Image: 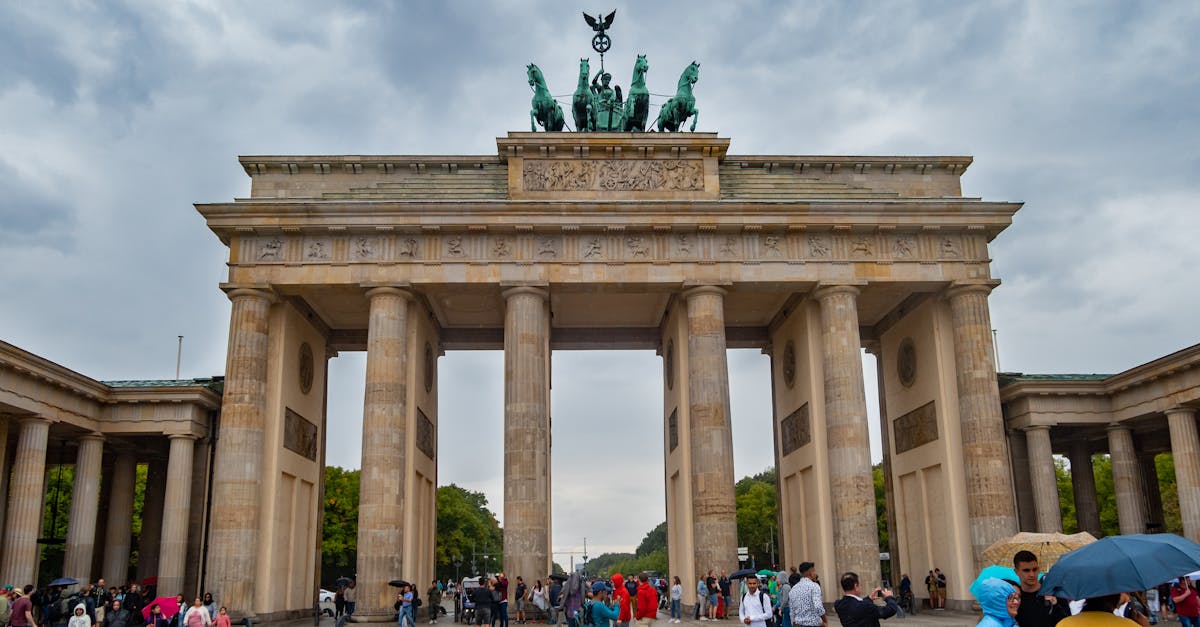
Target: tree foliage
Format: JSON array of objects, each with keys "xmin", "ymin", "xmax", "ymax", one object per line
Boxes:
[
  {"xmin": 435, "ymin": 484, "xmax": 503, "ymax": 581},
  {"xmin": 321, "ymin": 466, "xmax": 361, "ymax": 583}
]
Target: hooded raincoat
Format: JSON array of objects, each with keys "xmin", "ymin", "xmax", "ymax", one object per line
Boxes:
[
  {"xmin": 611, "ymin": 575, "xmax": 632, "ymax": 622},
  {"xmin": 69, "ymin": 604, "xmax": 91, "ymax": 627},
  {"xmin": 974, "ymin": 578, "xmax": 1017, "ymax": 627}
]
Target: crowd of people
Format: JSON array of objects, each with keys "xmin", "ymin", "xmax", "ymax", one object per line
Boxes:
[{"xmin": 0, "ymin": 581, "xmax": 229, "ymax": 627}]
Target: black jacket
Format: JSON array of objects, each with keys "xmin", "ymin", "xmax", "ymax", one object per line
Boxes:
[
  {"xmin": 1015, "ymin": 590, "xmax": 1070, "ymax": 627},
  {"xmin": 832, "ymin": 595, "xmax": 898, "ymax": 627}
]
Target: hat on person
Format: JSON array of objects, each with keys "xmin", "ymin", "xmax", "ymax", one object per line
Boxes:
[{"xmin": 592, "ymin": 581, "xmax": 607, "ymax": 594}]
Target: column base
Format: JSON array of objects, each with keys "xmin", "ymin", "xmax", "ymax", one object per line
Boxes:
[{"xmin": 351, "ymin": 610, "xmax": 398, "ymax": 623}]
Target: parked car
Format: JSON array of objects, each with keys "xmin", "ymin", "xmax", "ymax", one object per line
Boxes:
[{"xmin": 319, "ymin": 589, "xmax": 335, "ymax": 616}]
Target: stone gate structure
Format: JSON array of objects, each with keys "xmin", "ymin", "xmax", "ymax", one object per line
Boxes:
[{"xmin": 195, "ymin": 132, "xmax": 1022, "ymax": 619}]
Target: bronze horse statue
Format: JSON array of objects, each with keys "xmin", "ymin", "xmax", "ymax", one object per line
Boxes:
[
  {"xmin": 572, "ymin": 58, "xmax": 595, "ymax": 132},
  {"xmin": 527, "ymin": 63, "xmax": 565, "ymax": 132},
  {"xmin": 655, "ymin": 61, "xmax": 700, "ymax": 132},
  {"xmin": 623, "ymin": 54, "xmax": 650, "ymax": 132}
]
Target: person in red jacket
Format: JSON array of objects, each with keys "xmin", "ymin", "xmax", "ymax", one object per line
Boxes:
[
  {"xmin": 611, "ymin": 574, "xmax": 633, "ymax": 627},
  {"xmin": 636, "ymin": 574, "xmax": 660, "ymax": 627}
]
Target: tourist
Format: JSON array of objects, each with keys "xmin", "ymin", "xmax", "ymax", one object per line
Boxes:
[
  {"xmin": 335, "ymin": 584, "xmax": 346, "ymax": 619},
  {"xmin": 548, "ymin": 578, "xmax": 563, "ymax": 625},
  {"xmin": 935, "ymin": 570, "xmax": 947, "ymax": 610},
  {"xmin": 202, "ymin": 594, "xmax": 216, "ymax": 622},
  {"xmin": 123, "ymin": 587, "xmax": 143, "ymax": 620},
  {"xmin": 1173, "ymin": 579, "xmax": 1200, "ymax": 627},
  {"xmin": 610, "ymin": 574, "xmax": 631, "ymax": 627},
  {"xmin": 214, "ymin": 608, "xmax": 230, "ymax": 627},
  {"xmin": 0, "ymin": 587, "xmax": 12, "ymax": 627},
  {"xmin": 624, "ymin": 576, "xmax": 638, "ymax": 618},
  {"xmin": 974, "ymin": 578, "xmax": 1020, "ymax": 627},
  {"xmin": 472, "ymin": 580, "xmax": 494, "ymax": 627},
  {"xmin": 1146, "ymin": 587, "xmax": 1160, "ymax": 625},
  {"xmin": 587, "ymin": 582, "xmax": 620, "ymax": 627},
  {"xmin": 739, "ymin": 575, "xmax": 773, "ymax": 627},
  {"xmin": 1116, "ymin": 593, "xmax": 1149, "ymax": 627},
  {"xmin": 776, "ymin": 572, "xmax": 791, "ymax": 627},
  {"xmin": 172, "ymin": 595, "xmax": 188, "ymax": 627},
  {"xmin": 897, "ymin": 576, "xmax": 912, "ymax": 614},
  {"xmin": 102, "ymin": 599, "xmax": 134, "ymax": 627},
  {"xmin": 832, "ymin": 572, "xmax": 899, "ymax": 627},
  {"xmin": 495, "ymin": 574, "xmax": 510, "ymax": 627},
  {"xmin": 345, "ymin": 581, "xmax": 357, "ymax": 617},
  {"xmin": 68, "ymin": 604, "xmax": 91, "ymax": 627},
  {"xmin": 91, "ymin": 582, "xmax": 109, "ymax": 625},
  {"xmin": 696, "ymin": 577, "xmax": 708, "ymax": 621},
  {"xmin": 1058, "ymin": 595, "xmax": 1137, "ymax": 627},
  {"xmin": 515, "ymin": 577, "xmax": 528, "ymax": 625},
  {"xmin": 429, "ymin": 580, "xmax": 444, "ymax": 624},
  {"xmin": 669, "ymin": 577, "xmax": 682, "ymax": 624},
  {"xmin": 147, "ymin": 605, "xmax": 170, "ymax": 627},
  {"xmin": 706, "ymin": 571, "xmax": 720, "ymax": 621},
  {"xmin": 721, "ymin": 571, "xmax": 733, "ymax": 620},
  {"xmin": 790, "ymin": 562, "xmax": 826, "ymax": 627},
  {"xmin": 925, "ymin": 572, "xmax": 938, "ymax": 610},
  {"xmin": 12, "ymin": 586, "xmax": 35, "ymax": 627},
  {"xmin": 636, "ymin": 573, "xmax": 658, "ymax": 627},
  {"xmin": 1013, "ymin": 551, "xmax": 1069, "ymax": 627},
  {"xmin": 183, "ymin": 598, "xmax": 211, "ymax": 627}
]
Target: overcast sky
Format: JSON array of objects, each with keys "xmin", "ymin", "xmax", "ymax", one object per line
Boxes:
[{"xmin": 2, "ymin": 2, "xmax": 1198, "ymax": 559}]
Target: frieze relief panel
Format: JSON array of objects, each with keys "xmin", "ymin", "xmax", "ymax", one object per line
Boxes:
[
  {"xmin": 238, "ymin": 231, "xmax": 986, "ymax": 266},
  {"xmin": 522, "ymin": 159, "xmax": 705, "ymax": 192}
]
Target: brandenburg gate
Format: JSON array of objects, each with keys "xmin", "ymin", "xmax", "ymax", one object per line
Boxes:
[{"xmin": 196, "ymin": 129, "xmax": 1022, "ymax": 618}]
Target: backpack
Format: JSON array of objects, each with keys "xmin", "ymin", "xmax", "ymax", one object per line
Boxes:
[
  {"xmin": 414, "ymin": 597, "xmax": 423, "ymax": 608},
  {"xmin": 581, "ymin": 600, "xmax": 593, "ymax": 625}
]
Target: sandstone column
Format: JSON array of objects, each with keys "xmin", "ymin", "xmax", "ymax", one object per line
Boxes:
[
  {"xmin": 683, "ymin": 286, "xmax": 738, "ymax": 579},
  {"xmin": 0, "ymin": 417, "xmax": 10, "ymax": 537},
  {"xmin": 207, "ymin": 287, "xmax": 274, "ymax": 615},
  {"xmin": 1068, "ymin": 441, "xmax": 1101, "ymax": 536},
  {"xmin": 102, "ymin": 453, "xmax": 137, "ymax": 584},
  {"xmin": 1107, "ymin": 424, "xmax": 1146, "ymax": 536},
  {"xmin": 814, "ymin": 285, "xmax": 879, "ymax": 584},
  {"xmin": 503, "ymin": 286, "xmax": 552, "ymax": 589},
  {"xmin": 63, "ymin": 434, "xmax": 104, "ymax": 583},
  {"xmin": 1168, "ymin": 407, "xmax": 1200, "ymax": 541},
  {"xmin": 0, "ymin": 417, "xmax": 51, "ymax": 586},
  {"xmin": 946, "ymin": 283, "xmax": 1018, "ymax": 564},
  {"xmin": 355, "ymin": 286, "xmax": 411, "ymax": 620},
  {"xmin": 1023, "ymin": 426, "xmax": 1062, "ymax": 533},
  {"xmin": 158, "ymin": 435, "xmax": 196, "ymax": 595}
]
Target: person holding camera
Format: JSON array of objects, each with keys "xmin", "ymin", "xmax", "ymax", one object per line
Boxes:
[{"xmin": 832, "ymin": 573, "xmax": 900, "ymax": 627}]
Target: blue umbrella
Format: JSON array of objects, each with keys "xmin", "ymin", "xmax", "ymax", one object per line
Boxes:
[
  {"xmin": 1041, "ymin": 534, "xmax": 1200, "ymax": 600},
  {"xmin": 729, "ymin": 569, "xmax": 757, "ymax": 580},
  {"xmin": 48, "ymin": 577, "xmax": 78, "ymax": 587}
]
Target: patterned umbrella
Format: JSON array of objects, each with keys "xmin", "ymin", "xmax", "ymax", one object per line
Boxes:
[{"xmin": 982, "ymin": 531, "xmax": 1098, "ymax": 569}]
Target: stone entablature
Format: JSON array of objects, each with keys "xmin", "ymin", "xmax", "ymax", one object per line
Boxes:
[
  {"xmin": 0, "ymin": 340, "xmax": 220, "ymax": 438},
  {"xmin": 1000, "ymin": 342, "xmax": 1200, "ymax": 428}
]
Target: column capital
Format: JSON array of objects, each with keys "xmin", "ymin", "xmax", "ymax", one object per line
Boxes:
[
  {"xmin": 363, "ymin": 285, "xmax": 413, "ymax": 301},
  {"xmin": 681, "ymin": 284, "xmax": 727, "ymax": 300},
  {"xmin": 1023, "ymin": 424, "xmax": 1053, "ymax": 433},
  {"xmin": 501, "ymin": 285, "xmax": 549, "ymax": 301},
  {"xmin": 221, "ymin": 284, "xmax": 278, "ymax": 304},
  {"xmin": 1167, "ymin": 406, "xmax": 1198, "ymax": 418},
  {"xmin": 16, "ymin": 416, "xmax": 51, "ymax": 427},
  {"xmin": 812, "ymin": 283, "xmax": 864, "ymax": 300},
  {"xmin": 79, "ymin": 433, "xmax": 105, "ymax": 443},
  {"xmin": 943, "ymin": 280, "xmax": 1001, "ymax": 300},
  {"xmin": 1106, "ymin": 422, "xmax": 1131, "ymax": 433},
  {"xmin": 167, "ymin": 433, "xmax": 198, "ymax": 442}
]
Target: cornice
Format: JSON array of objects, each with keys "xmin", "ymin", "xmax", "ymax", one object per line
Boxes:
[{"xmin": 0, "ymin": 340, "xmax": 110, "ymax": 401}]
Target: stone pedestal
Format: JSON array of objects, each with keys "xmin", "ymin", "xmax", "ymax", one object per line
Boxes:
[
  {"xmin": 0, "ymin": 417, "xmax": 51, "ymax": 586},
  {"xmin": 158, "ymin": 435, "xmax": 196, "ymax": 595},
  {"xmin": 1024, "ymin": 426, "xmax": 1062, "ymax": 532},
  {"xmin": 503, "ymin": 287, "xmax": 552, "ymax": 588},
  {"xmin": 207, "ymin": 287, "xmax": 274, "ymax": 615},
  {"xmin": 683, "ymin": 286, "xmax": 738, "ymax": 579},
  {"xmin": 1168, "ymin": 407, "xmax": 1200, "ymax": 542},
  {"xmin": 1068, "ymin": 442, "xmax": 1101, "ymax": 536},
  {"xmin": 1107, "ymin": 424, "xmax": 1146, "ymax": 536},
  {"xmin": 355, "ymin": 287, "xmax": 411, "ymax": 620},
  {"xmin": 946, "ymin": 283, "xmax": 1017, "ymax": 565},
  {"xmin": 815, "ymin": 285, "xmax": 879, "ymax": 584},
  {"xmin": 63, "ymin": 434, "xmax": 104, "ymax": 582},
  {"xmin": 103, "ymin": 453, "xmax": 137, "ymax": 584}
]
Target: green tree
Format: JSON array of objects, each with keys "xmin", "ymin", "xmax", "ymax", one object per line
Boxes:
[
  {"xmin": 736, "ymin": 480, "xmax": 778, "ymax": 568},
  {"xmin": 636, "ymin": 522, "xmax": 667, "ymax": 556},
  {"xmin": 435, "ymin": 484, "xmax": 503, "ymax": 581},
  {"xmin": 321, "ymin": 466, "xmax": 361, "ymax": 583},
  {"xmin": 873, "ymin": 465, "xmax": 888, "ymax": 551}
]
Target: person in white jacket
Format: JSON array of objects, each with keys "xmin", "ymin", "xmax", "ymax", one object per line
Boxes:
[
  {"xmin": 68, "ymin": 604, "xmax": 91, "ymax": 627},
  {"xmin": 182, "ymin": 599, "xmax": 212, "ymax": 627},
  {"xmin": 739, "ymin": 576, "xmax": 773, "ymax": 627}
]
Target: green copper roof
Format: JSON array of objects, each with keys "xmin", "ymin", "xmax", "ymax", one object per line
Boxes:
[
  {"xmin": 102, "ymin": 377, "xmax": 224, "ymax": 393},
  {"xmin": 998, "ymin": 373, "xmax": 1112, "ymax": 386}
]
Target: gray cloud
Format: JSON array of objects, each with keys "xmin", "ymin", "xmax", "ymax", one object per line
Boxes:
[{"xmin": 1, "ymin": 0, "xmax": 1197, "ymax": 556}]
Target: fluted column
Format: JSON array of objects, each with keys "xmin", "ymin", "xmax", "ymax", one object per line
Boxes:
[
  {"xmin": 1024, "ymin": 426, "xmax": 1063, "ymax": 532},
  {"xmin": 63, "ymin": 434, "xmax": 104, "ymax": 583},
  {"xmin": 1068, "ymin": 441, "xmax": 1101, "ymax": 536},
  {"xmin": 503, "ymin": 286, "xmax": 552, "ymax": 592},
  {"xmin": 207, "ymin": 287, "xmax": 274, "ymax": 615},
  {"xmin": 1107, "ymin": 424, "xmax": 1146, "ymax": 535},
  {"xmin": 0, "ymin": 417, "xmax": 51, "ymax": 586},
  {"xmin": 355, "ymin": 286, "xmax": 411, "ymax": 620},
  {"xmin": 1168, "ymin": 408, "xmax": 1200, "ymax": 541},
  {"xmin": 814, "ymin": 285, "xmax": 879, "ymax": 584},
  {"xmin": 0, "ymin": 417, "xmax": 11, "ymax": 539},
  {"xmin": 946, "ymin": 283, "xmax": 1017, "ymax": 564},
  {"xmin": 102, "ymin": 453, "xmax": 137, "ymax": 583},
  {"xmin": 683, "ymin": 286, "xmax": 738, "ymax": 579},
  {"xmin": 158, "ymin": 435, "xmax": 196, "ymax": 596}
]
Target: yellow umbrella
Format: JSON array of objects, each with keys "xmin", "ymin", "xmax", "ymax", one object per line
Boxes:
[{"xmin": 982, "ymin": 531, "xmax": 1098, "ymax": 569}]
